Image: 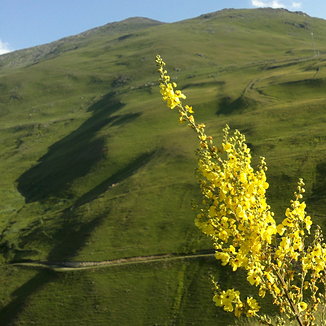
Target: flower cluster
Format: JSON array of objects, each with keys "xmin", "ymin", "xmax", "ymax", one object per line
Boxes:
[
  {"xmin": 156, "ymin": 56, "xmax": 187, "ymax": 110},
  {"xmin": 156, "ymin": 55, "xmax": 325, "ymax": 326},
  {"xmin": 303, "ymin": 242, "xmax": 326, "ymax": 274},
  {"xmin": 212, "ymin": 282, "xmax": 260, "ymax": 318}
]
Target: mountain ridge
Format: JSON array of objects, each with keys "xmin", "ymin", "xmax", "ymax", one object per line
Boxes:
[
  {"xmin": 0, "ymin": 16, "xmax": 163, "ymax": 70},
  {"xmin": 1, "ymin": 7, "xmax": 323, "ymax": 71}
]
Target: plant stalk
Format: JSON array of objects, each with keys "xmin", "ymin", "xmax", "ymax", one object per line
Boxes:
[{"xmin": 272, "ymin": 266, "xmax": 305, "ymax": 326}]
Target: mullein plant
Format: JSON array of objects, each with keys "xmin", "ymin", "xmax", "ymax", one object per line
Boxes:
[{"xmin": 155, "ymin": 55, "xmax": 325, "ymax": 326}]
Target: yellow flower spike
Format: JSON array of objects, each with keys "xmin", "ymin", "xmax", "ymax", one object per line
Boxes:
[{"xmin": 156, "ymin": 56, "xmax": 325, "ymax": 325}]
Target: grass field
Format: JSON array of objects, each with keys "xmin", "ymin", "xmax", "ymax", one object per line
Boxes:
[{"xmin": 0, "ymin": 8, "xmax": 325, "ymax": 325}]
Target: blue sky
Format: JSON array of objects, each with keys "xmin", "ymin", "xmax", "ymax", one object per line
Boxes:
[{"xmin": 1, "ymin": 0, "xmax": 326, "ymax": 54}]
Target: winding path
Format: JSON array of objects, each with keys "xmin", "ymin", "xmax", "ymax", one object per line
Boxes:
[{"xmin": 11, "ymin": 250, "xmax": 216, "ymax": 272}]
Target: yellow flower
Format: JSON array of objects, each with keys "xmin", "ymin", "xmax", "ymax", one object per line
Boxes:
[
  {"xmin": 258, "ymin": 287, "xmax": 266, "ymax": 298},
  {"xmin": 305, "ymin": 215, "xmax": 312, "ymax": 232},
  {"xmin": 277, "ymin": 223, "xmax": 286, "ymax": 235},
  {"xmin": 264, "ymin": 271, "xmax": 275, "ymax": 284},
  {"xmin": 298, "ymin": 301, "xmax": 308, "ymax": 312},
  {"xmin": 247, "ymin": 269, "xmax": 262, "ymax": 286},
  {"xmin": 246, "ymin": 297, "xmax": 260, "ymax": 317},
  {"xmin": 215, "ymin": 251, "xmax": 230, "ymax": 265},
  {"xmin": 185, "ymin": 105, "xmax": 194, "ymax": 113},
  {"xmin": 234, "ymin": 302, "xmax": 244, "ymax": 317},
  {"xmin": 218, "ymin": 230, "xmax": 230, "ymax": 242},
  {"xmin": 223, "ymin": 142, "xmax": 232, "ymax": 152},
  {"xmin": 239, "ymin": 172, "xmax": 247, "ymax": 183},
  {"xmin": 215, "ymin": 289, "xmax": 241, "ymax": 313},
  {"xmin": 272, "ymin": 284, "xmax": 281, "ymax": 295}
]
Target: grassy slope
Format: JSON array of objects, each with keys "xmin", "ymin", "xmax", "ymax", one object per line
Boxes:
[{"xmin": 0, "ymin": 8, "xmax": 325, "ymax": 325}]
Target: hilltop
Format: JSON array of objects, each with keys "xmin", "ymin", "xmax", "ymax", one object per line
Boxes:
[
  {"xmin": 0, "ymin": 8, "xmax": 325, "ymax": 325},
  {"xmin": 0, "ymin": 17, "xmax": 163, "ymax": 70}
]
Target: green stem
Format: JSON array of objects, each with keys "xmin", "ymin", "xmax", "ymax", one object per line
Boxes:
[{"xmin": 272, "ymin": 266, "xmax": 305, "ymax": 326}]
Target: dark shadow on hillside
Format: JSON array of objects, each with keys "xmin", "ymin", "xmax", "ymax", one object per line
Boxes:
[
  {"xmin": 15, "ymin": 151, "xmax": 155, "ymax": 261},
  {"xmin": 0, "ymin": 270, "xmax": 57, "ymax": 325},
  {"xmin": 0, "ymin": 212, "xmax": 107, "ymax": 325},
  {"xmin": 182, "ymin": 80, "xmax": 225, "ymax": 89},
  {"xmin": 16, "ymin": 93, "xmax": 141, "ymax": 203},
  {"xmin": 281, "ymin": 78, "xmax": 326, "ymax": 88},
  {"xmin": 1, "ymin": 149, "xmax": 156, "ymax": 324},
  {"xmin": 46, "ymin": 151, "xmax": 156, "ymax": 261},
  {"xmin": 217, "ymin": 95, "xmax": 256, "ymax": 115},
  {"xmin": 15, "ymin": 150, "xmax": 157, "ymax": 261},
  {"xmin": 71, "ymin": 151, "xmax": 155, "ymax": 210}
]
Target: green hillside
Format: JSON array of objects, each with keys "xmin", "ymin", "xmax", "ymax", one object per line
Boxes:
[{"xmin": 0, "ymin": 8, "xmax": 325, "ymax": 325}]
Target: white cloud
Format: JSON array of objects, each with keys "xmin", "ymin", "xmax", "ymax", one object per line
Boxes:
[
  {"xmin": 291, "ymin": 2, "xmax": 302, "ymax": 9},
  {"xmin": 252, "ymin": 0, "xmax": 266, "ymax": 6},
  {"xmin": 0, "ymin": 39, "xmax": 12, "ymax": 55},
  {"xmin": 251, "ymin": 0, "xmax": 286, "ymax": 9},
  {"xmin": 271, "ymin": 1, "xmax": 285, "ymax": 8},
  {"xmin": 251, "ymin": 0, "xmax": 303, "ymax": 10}
]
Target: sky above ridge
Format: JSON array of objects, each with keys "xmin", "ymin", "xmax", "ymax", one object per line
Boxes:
[{"xmin": 1, "ymin": 0, "xmax": 326, "ymax": 54}]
